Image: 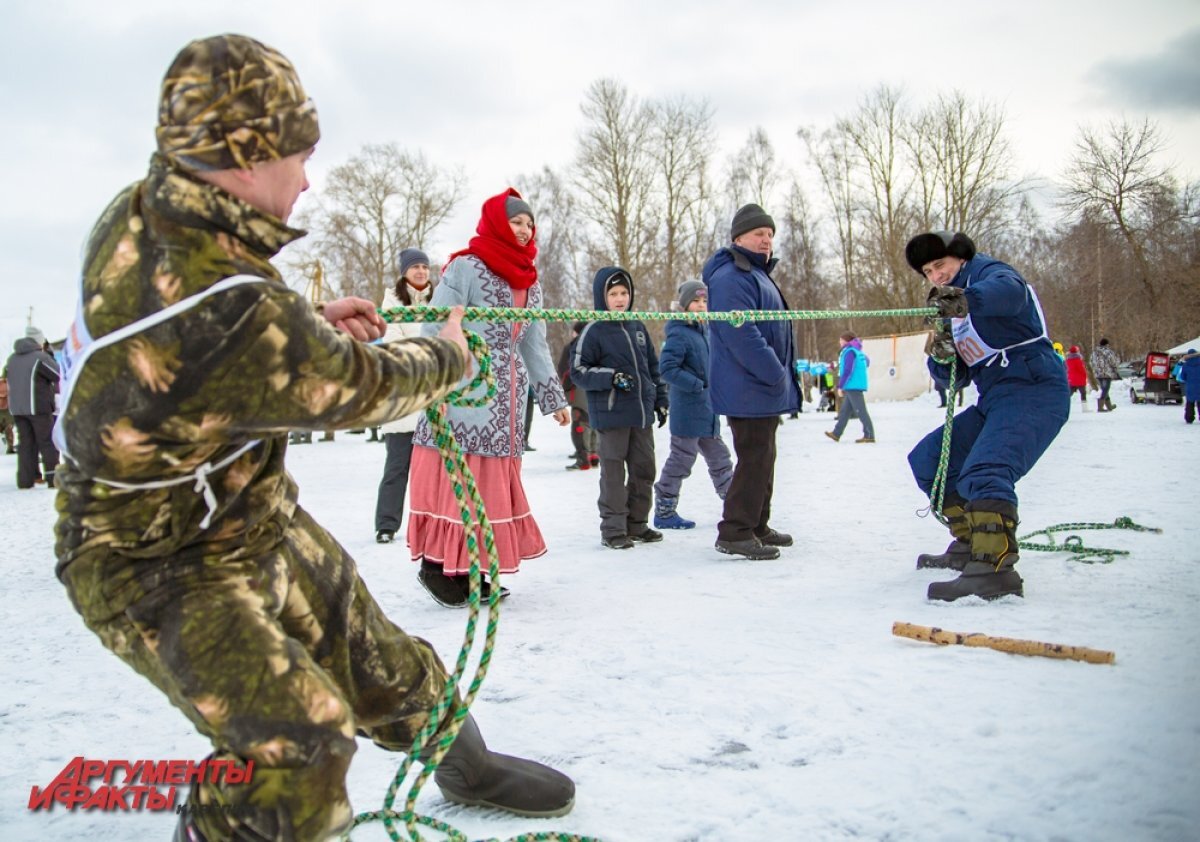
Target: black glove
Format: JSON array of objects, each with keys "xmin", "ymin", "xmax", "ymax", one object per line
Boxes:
[
  {"xmin": 925, "ymin": 322, "xmax": 957, "ymax": 362},
  {"xmin": 612, "ymin": 371, "xmax": 634, "ymax": 392},
  {"xmin": 927, "ymin": 285, "xmax": 968, "ymax": 318},
  {"xmin": 655, "ymin": 406, "xmax": 668, "ymax": 428}
]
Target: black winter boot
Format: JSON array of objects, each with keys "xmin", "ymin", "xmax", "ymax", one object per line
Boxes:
[
  {"xmin": 927, "ymin": 500, "xmax": 1023, "ymax": 602},
  {"xmin": 916, "ymin": 494, "xmax": 970, "ymax": 570},
  {"xmin": 434, "ymin": 714, "xmax": 575, "ymax": 817}
]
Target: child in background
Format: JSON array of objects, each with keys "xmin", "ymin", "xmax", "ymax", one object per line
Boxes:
[
  {"xmin": 572, "ymin": 267, "xmax": 669, "ymax": 549},
  {"xmin": 653, "ymin": 281, "xmax": 733, "ymax": 529},
  {"xmin": 1064, "ymin": 344, "xmax": 1089, "ymax": 412}
]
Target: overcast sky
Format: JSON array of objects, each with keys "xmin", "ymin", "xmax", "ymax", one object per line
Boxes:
[{"xmin": 2, "ymin": 0, "xmax": 1198, "ymax": 353}]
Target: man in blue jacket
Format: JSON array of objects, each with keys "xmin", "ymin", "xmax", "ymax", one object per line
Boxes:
[
  {"xmin": 705, "ymin": 204, "xmax": 799, "ymax": 560},
  {"xmin": 906, "ymin": 231, "xmax": 1068, "ymax": 601},
  {"xmin": 1177, "ymin": 349, "xmax": 1200, "ymax": 424}
]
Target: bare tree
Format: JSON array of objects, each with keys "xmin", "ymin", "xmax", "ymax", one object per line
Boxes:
[
  {"xmin": 293, "ymin": 143, "xmax": 466, "ymax": 301},
  {"xmin": 1060, "ymin": 118, "xmax": 1174, "ymax": 308},
  {"xmin": 800, "ymin": 125, "xmax": 860, "ymax": 308},
  {"xmin": 907, "ymin": 91, "xmax": 1019, "ymax": 243},
  {"xmin": 836, "ymin": 85, "xmax": 922, "ymax": 315},
  {"xmin": 726, "ymin": 127, "xmax": 783, "ymax": 211},
  {"xmin": 648, "ymin": 94, "xmax": 717, "ymax": 306},
  {"xmin": 515, "ymin": 166, "xmax": 592, "ymax": 356},
  {"xmin": 573, "ymin": 79, "xmax": 658, "ymax": 283}
]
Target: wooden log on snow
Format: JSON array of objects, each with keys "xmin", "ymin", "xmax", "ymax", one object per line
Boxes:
[{"xmin": 892, "ymin": 621, "xmax": 1115, "ymax": 665}]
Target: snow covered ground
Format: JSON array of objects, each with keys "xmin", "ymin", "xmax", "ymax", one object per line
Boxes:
[{"xmin": 2, "ymin": 389, "xmax": 1197, "ymax": 841}]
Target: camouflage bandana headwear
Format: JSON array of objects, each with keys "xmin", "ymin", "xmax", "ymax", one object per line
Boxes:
[{"xmin": 155, "ymin": 34, "xmax": 320, "ymax": 172}]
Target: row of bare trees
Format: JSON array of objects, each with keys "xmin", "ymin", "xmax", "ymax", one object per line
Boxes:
[{"xmin": 286, "ymin": 82, "xmax": 1199, "ymax": 364}]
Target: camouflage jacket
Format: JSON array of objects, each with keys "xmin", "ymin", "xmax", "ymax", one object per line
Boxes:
[{"xmin": 55, "ymin": 155, "xmax": 465, "ymax": 573}]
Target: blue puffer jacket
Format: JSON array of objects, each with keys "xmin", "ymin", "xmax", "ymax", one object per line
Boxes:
[
  {"xmin": 838, "ymin": 339, "xmax": 869, "ymax": 391},
  {"xmin": 572, "ymin": 267, "xmax": 668, "ymax": 431},
  {"xmin": 927, "ymin": 253, "xmax": 1064, "ymax": 397},
  {"xmin": 659, "ymin": 319, "xmax": 719, "ymax": 438},
  {"xmin": 703, "ymin": 246, "xmax": 798, "ymax": 417},
  {"xmin": 1178, "ymin": 352, "xmax": 1200, "ymax": 401}
]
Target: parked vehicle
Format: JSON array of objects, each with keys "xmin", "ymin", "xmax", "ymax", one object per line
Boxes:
[{"xmin": 1129, "ymin": 352, "xmax": 1184, "ymax": 405}]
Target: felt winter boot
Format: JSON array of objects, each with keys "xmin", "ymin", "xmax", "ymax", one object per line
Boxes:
[
  {"xmin": 1096, "ymin": 398, "xmax": 1107, "ymax": 413},
  {"xmin": 927, "ymin": 500, "xmax": 1023, "ymax": 602},
  {"xmin": 916, "ymin": 494, "xmax": 970, "ymax": 570},
  {"xmin": 653, "ymin": 495, "xmax": 695, "ymax": 529},
  {"xmin": 434, "ymin": 713, "xmax": 576, "ymax": 817},
  {"xmin": 1104, "ymin": 396, "xmax": 1116, "ymax": 412}
]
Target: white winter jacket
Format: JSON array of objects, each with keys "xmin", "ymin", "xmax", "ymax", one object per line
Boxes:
[{"xmin": 379, "ymin": 282, "xmax": 433, "ymax": 434}]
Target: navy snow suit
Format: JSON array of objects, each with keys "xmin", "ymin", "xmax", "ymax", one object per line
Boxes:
[{"xmin": 908, "ymin": 254, "xmax": 1069, "ymax": 505}]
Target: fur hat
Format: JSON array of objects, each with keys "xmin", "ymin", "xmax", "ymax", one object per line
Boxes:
[
  {"xmin": 904, "ymin": 231, "xmax": 976, "ymax": 273},
  {"xmin": 156, "ymin": 34, "xmax": 320, "ymax": 172},
  {"xmin": 730, "ymin": 203, "xmax": 775, "ymax": 241},
  {"xmin": 677, "ymin": 280, "xmax": 707, "ymax": 310},
  {"xmin": 398, "ymin": 248, "xmax": 429, "ymax": 278}
]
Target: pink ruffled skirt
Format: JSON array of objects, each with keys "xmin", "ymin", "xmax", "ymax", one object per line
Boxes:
[{"xmin": 406, "ymin": 445, "xmax": 547, "ymax": 575}]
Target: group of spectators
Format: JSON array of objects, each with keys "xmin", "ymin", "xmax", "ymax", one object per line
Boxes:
[{"xmin": 32, "ymin": 30, "xmax": 1194, "ymax": 842}]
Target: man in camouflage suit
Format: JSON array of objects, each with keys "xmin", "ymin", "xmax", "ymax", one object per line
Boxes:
[{"xmin": 54, "ymin": 34, "xmax": 574, "ymax": 841}]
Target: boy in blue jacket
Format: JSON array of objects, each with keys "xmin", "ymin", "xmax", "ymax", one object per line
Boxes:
[
  {"xmin": 905, "ymin": 231, "xmax": 1068, "ymax": 601},
  {"xmin": 572, "ymin": 268, "xmax": 669, "ymax": 549},
  {"xmin": 653, "ymin": 280, "xmax": 734, "ymax": 529}
]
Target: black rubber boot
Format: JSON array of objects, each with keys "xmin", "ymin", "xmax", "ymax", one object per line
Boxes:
[
  {"xmin": 927, "ymin": 500, "xmax": 1023, "ymax": 602},
  {"xmin": 434, "ymin": 714, "xmax": 575, "ymax": 818},
  {"xmin": 916, "ymin": 494, "xmax": 970, "ymax": 570},
  {"xmin": 418, "ymin": 559, "xmax": 509, "ymax": 608}
]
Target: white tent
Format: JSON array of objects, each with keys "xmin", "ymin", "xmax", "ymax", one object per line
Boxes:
[
  {"xmin": 1166, "ymin": 336, "xmax": 1200, "ymax": 355},
  {"xmin": 860, "ymin": 330, "xmax": 932, "ymax": 401}
]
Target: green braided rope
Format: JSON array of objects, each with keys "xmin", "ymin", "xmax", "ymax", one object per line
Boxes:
[
  {"xmin": 1017, "ymin": 517, "xmax": 1163, "ymax": 564},
  {"xmin": 344, "ymin": 330, "xmax": 602, "ymax": 842},
  {"xmin": 922, "ymin": 317, "xmax": 957, "ymax": 526},
  {"xmin": 379, "ymin": 304, "xmax": 939, "ymax": 325}
]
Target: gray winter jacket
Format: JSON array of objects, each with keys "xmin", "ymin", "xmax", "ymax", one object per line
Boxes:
[
  {"xmin": 413, "ymin": 255, "xmax": 567, "ymax": 456},
  {"xmin": 6, "ymin": 337, "xmax": 60, "ymax": 416}
]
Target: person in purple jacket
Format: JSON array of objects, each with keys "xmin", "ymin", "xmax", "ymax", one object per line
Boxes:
[{"xmin": 704, "ymin": 203, "xmax": 799, "ymax": 560}]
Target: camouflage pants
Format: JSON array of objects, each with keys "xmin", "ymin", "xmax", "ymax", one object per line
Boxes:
[{"xmin": 60, "ymin": 506, "xmax": 450, "ymax": 840}]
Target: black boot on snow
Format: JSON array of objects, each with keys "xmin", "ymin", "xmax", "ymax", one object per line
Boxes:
[
  {"xmin": 927, "ymin": 500, "xmax": 1023, "ymax": 602},
  {"xmin": 916, "ymin": 494, "xmax": 970, "ymax": 570},
  {"xmin": 418, "ymin": 560, "xmax": 509, "ymax": 608},
  {"xmin": 434, "ymin": 713, "xmax": 576, "ymax": 818}
]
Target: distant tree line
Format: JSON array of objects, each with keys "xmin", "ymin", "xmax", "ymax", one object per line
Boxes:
[{"xmin": 287, "ymin": 81, "xmax": 1199, "ymax": 365}]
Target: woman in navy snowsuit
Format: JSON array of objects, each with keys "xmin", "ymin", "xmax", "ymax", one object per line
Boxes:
[{"xmin": 906, "ymin": 231, "xmax": 1068, "ymax": 601}]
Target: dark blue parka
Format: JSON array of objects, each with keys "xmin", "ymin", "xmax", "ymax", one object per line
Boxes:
[
  {"xmin": 572, "ymin": 267, "xmax": 668, "ymax": 432},
  {"xmin": 909, "ymin": 253, "xmax": 1069, "ymax": 505},
  {"xmin": 659, "ymin": 319, "xmax": 720, "ymax": 438},
  {"xmin": 1178, "ymin": 352, "xmax": 1200, "ymax": 401},
  {"xmin": 703, "ymin": 246, "xmax": 798, "ymax": 417}
]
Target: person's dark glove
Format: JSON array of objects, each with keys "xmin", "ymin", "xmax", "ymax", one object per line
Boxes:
[
  {"xmin": 655, "ymin": 406, "xmax": 668, "ymax": 428},
  {"xmin": 925, "ymin": 321, "xmax": 957, "ymax": 362},
  {"xmin": 612, "ymin": 371, "xmax": 634, "ymax": 392},
  {"xmin": 927, "ymin": 286, "xmax": 968, "ymax": 318}
]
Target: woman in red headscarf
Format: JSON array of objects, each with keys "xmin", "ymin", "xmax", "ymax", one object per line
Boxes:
[{"xmin": 407, "ymin": 188, "xmax": 570, "ymax": 606}]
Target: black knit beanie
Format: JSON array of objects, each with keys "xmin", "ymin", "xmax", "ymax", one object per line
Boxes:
[{"xmin": 730, "ymin": 203, "xmax": 775, "ymax": 241}]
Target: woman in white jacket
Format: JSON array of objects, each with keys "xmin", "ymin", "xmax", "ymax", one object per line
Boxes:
[{"xmin": 374, "ymin": 248, "xmax": 435, "ymax": 543}]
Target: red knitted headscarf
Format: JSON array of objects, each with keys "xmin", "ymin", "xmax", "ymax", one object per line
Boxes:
[{"xmin": 445, "ymin": 187, "xmax": 538, "ymax": 290}]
